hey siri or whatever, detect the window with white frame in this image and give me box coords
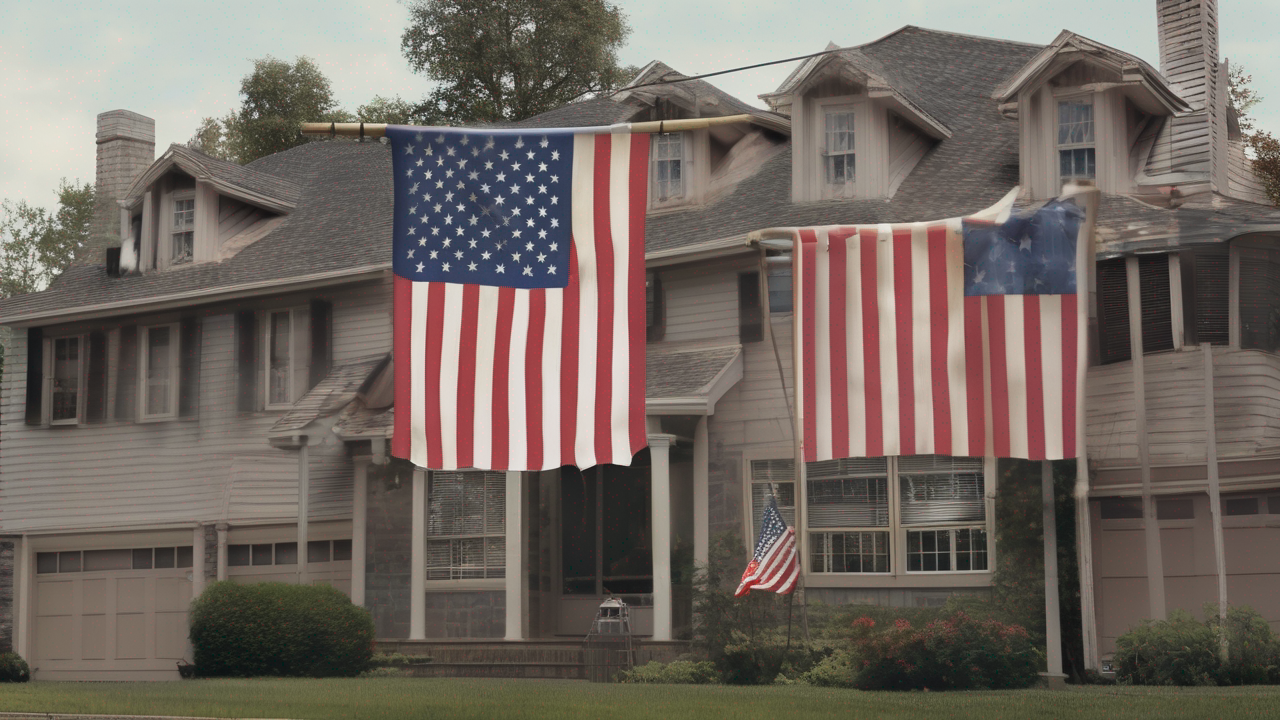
[140,324,180,420]
[899,455,987,572]
[808,458,891,573]
[823,110,856,186]
[265,309,294,408]
[49,335,83,424]
[171,195,194,264]
[426,471,506,580]
[1057,99,1096,183]
[651,132,684,202]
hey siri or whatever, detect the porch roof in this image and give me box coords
[645,344,743,416]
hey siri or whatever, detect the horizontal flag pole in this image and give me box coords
[300,114,762,138]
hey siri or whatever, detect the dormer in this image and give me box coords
[993,32,1190,199]
[118,144,300,272]
[761,43,951,203]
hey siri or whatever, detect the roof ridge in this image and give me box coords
[886,25,1045,49]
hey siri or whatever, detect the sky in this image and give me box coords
[1,0,1277,212]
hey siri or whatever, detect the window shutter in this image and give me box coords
[739,272,763,343]
[1238,245,1280,351]
[1193,248,1230,345]
[1096,258,1131,364]
[85,331,108,422]
[235,310,258,412]
[24,327,43,425]
[1138,254,1173,354]
[897,455,986,526]
[179,316,201,417]
[646,272,665,342]
[309,299,332,389]
[114,325,137,421]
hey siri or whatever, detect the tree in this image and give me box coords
[355,95,431,125]
[401,0,634,124]
[0,179,95,299]
[1230,65,1280,206]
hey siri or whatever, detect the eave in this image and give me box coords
[122,146,301,215]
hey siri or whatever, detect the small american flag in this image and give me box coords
[388,125,649,472]
[793,197,1089,463]
[736,494,799,596]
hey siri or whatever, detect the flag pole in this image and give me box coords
[299,114,767,139]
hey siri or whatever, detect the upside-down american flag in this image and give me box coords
[793,194,1091,463]
[736,494,799,596]
[387,125,649,472]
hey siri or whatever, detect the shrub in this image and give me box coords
[0,653,30,683]
[622,660,719,684]
[370,652,433,667]
[189,581,374,677]
[850,611,1041,690]
[1114,610,1219,686]
[804,651,856,688]
[1207,604,1280,685]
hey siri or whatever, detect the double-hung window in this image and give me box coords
[899,456,987,572]
[426,471,506,580]
[809,458,891,574]
[265,309,294,409]
[823,110,856,187]
[140,323,180,420]
[1057,99,1096,183]
[49,335,84,424]
[651,132,684,202]
[171,195,194,264]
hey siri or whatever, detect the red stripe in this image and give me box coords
[927,225,951,456]
[1023,295,1046,461]
[628,134,650,457]
[987,297,1011,458]
[490,287,516,471]
[893,228,915,454]
[560,244,581,467]
[860,229,883,458]
[964,296,985,457]
[525,289,546,471]
[827,230,851,460]
[799,234,818,463]
[392,275,413,460]
[1062,293,1079,459]
[455,284,481,469]
[593,134,615,465]
[423,282,447,469]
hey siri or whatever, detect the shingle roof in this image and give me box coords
[269,354,389,437]
[125,144,303,210]
[647,344,741,398]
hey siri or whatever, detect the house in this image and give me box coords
[2,0,1280,680]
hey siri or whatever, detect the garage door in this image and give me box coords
[33,545,193,681]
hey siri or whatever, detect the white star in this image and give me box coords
[415,158,424,167]
[525,241,535,251]
[410,182,420,193]
[549,242,559,251]
[443,238,453,248]
[511,161,521,171]
[457,180,465,190]
[481,251,492,260]
[523,265,533,276]
[444,214,453,225]
[480,183,491,193]
[538,163,548,173]
[409,205,418,215]
[547,265,557,275]
[539,136,549,148]
[445,169,454,178]
[494,196,506,206]
[512,229,522,238]
[435,134,445,143]
[550,174,559,183]
[429,250,439,259]
[422,193,431,202]
[468,171,479,180]
[537,252,547,263]
[1019,237,1032,252]
[538,207,547,217]
[418,238,427,246]
[414,132,424,141]
[435,180,444,189]
[514,137,525,149]
[405,169,414,178]
[436,156,444,167]
[496,172,507,182]
[550,196,559,204]
[481,229,491,238]
[510,184,521,194]
[538,229,548,240]
[468,262,478,271]
[456,203,465,212]
[431,227,440,236]
[525,173,535,183]
[526,196,535,206]
[550,218,559,228]
[459,135,469,145]
[416,262,425,272]
[469,215,479,226]
[456,226,465,236]
[485,136,495,150]
[511,207,521,217]
[512,252,522,262]
[526,218,535,228]
[496,264,506,274]
[446,146,456,156]
[457,159,468,169]
[550,150,560,161]
[499,150,509,161]
[425,144,434,155]
[409,227,417,236]
[538,184,547,194]
[526,150,535,160]
[407,249,415,258]
[471,147,480,158]
[445,191,455,202]
[442,262,451,272]
[433,203,443,213]
[404,144,415,154]
[455,250,464,260]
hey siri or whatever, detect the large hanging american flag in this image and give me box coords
[387,126,648,472]
[793,195,1091,463]
[736,493,799,596]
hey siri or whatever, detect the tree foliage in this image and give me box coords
[401,0,634,124]
[355,95,431,125]
[0,179,95,298]
[1230,65,1280,206]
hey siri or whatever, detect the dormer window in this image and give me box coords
[171,195,194,265]
[651,132,684,202]
[824,110,856,187]
[1057,100,1096,184]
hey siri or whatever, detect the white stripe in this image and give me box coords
[945,219,969,455]
[1004,295,1029,459]
[910,223,933,454]
[472,285,500,471]
[1076,208,1090,458]
[410,282,430,469]
[438,283,464,470]
[1041,294,1065,460]
[877,224,900,456]
[541,289,563,470]
[815,230,833,461]
[608,133,633,464]
[845,229,866,458]
[507,290,530,471]
[571,135,599,469]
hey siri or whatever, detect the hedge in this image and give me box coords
[0,653,30,683]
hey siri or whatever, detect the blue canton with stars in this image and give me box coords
[752,494,791,561]
[388,125,574,289]
[962,199,1084,297]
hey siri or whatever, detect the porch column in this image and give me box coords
[650,434,675,641]
[1043,460,1065,688]
[1203,343,1229,659]
[352,456,371,607]
[298,441,310,586]
[505,471,525,640]
[16,536,30,659]
[1126,256,1166,620]
[192,524,206,599]
[410,468,427,640]
[693,417,710,571]
[216,523,228,581]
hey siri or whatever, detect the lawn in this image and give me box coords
[1,678,1279,720]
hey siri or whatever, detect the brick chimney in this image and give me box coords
[91,110,154,264]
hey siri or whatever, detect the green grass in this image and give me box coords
[1,679,1279,720]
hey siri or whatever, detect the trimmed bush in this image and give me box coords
[0,653,30,683]
[189,581,374,677]
[803,651,856,688]
[1115,606,1280,686]
[850,612,1041,690]
[1208,604,1280,685]
[622,660,719,684]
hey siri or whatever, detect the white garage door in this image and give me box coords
[33,545,193,681]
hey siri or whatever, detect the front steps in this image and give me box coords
[376,639,689,679]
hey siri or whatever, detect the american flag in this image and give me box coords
[736,493,799,596]
[387,125,648,472]
[793,198,1089,463]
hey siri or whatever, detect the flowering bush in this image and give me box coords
[849,611,1041,690]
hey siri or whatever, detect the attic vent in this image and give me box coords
[1138,254,1173,354]
[1096,258,1131,365]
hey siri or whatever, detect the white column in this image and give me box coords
[15,536,30,659]
[693,417,710,571]
[650,435,674,641]
[410,468,427,640]
[1043,460,1064,685]
[192,524,206,599]
[216,524,228,581]
[297,442,310,586]
[1203,343,1229,660]
[352,456,371,607]
[1126,256,1166,619]
[1075,457,1100,671]
[504,471,525,640]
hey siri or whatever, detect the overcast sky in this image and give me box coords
[2,0,1277,212]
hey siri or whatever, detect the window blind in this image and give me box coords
[1193,248,1230,346]
[426,471,506,579]
[898,456,985,526]
[1138,254,1173,353]
[1096,258,1131,364]
[806,457,889,528]
[750,459,795,531]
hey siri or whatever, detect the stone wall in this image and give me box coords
[366,462,412,638]
[203,525,217,580]
[0,540,14,653]
[425,591,505,639]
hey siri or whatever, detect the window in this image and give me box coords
[265,309,294,408]
[899,456,987,572]
[651,132,684,202]
[171,195,194,264]
[427,471,505,580]
[36,546,193,574]
[224,540,350,567]
[646,271,665,341]
[1099,497,1143,519]
[750,459,797,533]
[739,272,763,343]
[1238,241,1280,351]
[808,458,890,574]
[49,335,83,424]
[140,324,180,420]
[823,111,856,186]
[1181,248,1230,347]
[1057,100,1096,182]
[1224,497,1260,516]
